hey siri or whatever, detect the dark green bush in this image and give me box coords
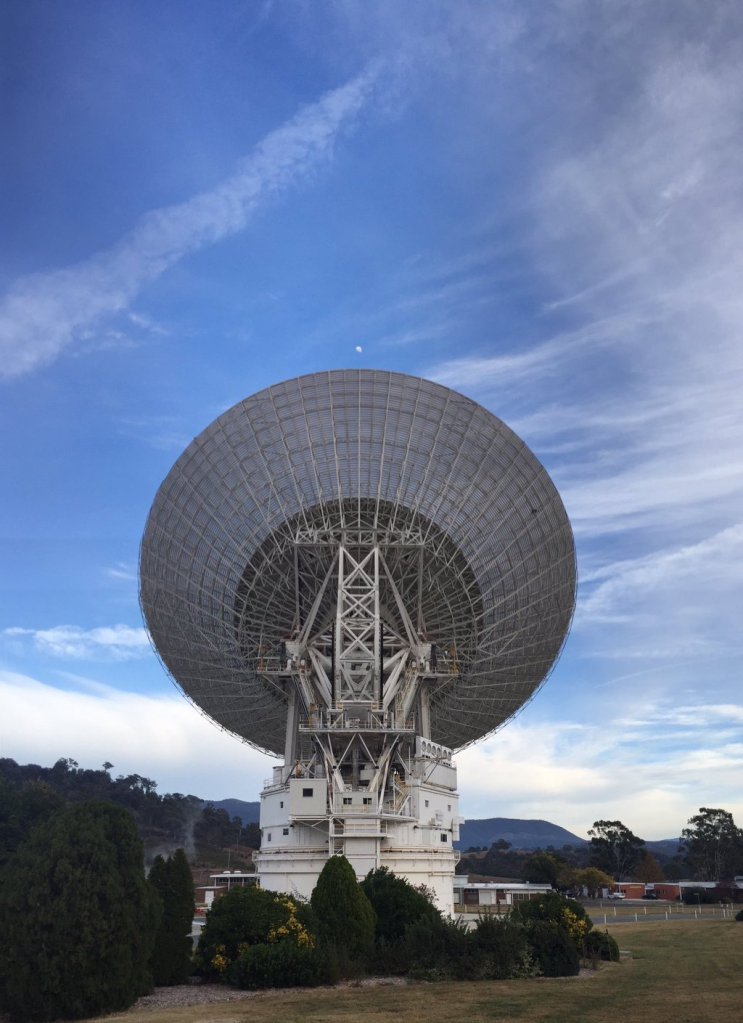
[735,908,743,921]
[525,919,580,977]
[472,914,537,978]
[196,886,314,979]
[583,929,620,962]
[227,942,327,989]
[510,891,590,928]
[310,855,375,962]
[0,802,160,1022]
[361,867,441,945]
[399,913,457,979]
[401,914,541,981]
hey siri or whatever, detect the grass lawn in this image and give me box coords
[94,920,742,1023]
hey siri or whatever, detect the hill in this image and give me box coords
[207,798,260,824]
[457,817,586,851]
[645,838,682,857]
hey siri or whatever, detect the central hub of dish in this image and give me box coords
[234,498,482,735]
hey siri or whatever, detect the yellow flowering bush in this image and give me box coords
[210,944,229,974]
[268,895,316,949]
[196,886,318,981]
[561,907,590,946]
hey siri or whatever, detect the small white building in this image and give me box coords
[453,878,553,913]
[195,870,259,908]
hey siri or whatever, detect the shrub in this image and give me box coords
[361,867,441,945]
[511,891,591,958]
[510,891,590,929]
[0,802,160,1022]
[583,929,620,962]
[227,941,327,989]
[472,914,539,979]
[310,855,376,963]
[402,914,541,982]
[735,908,743,921]
[526,919,580,977]
[404,914,482,980]
[196,886,314,979]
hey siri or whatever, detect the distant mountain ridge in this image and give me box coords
[208,798,260,823]
[457,817,586,851]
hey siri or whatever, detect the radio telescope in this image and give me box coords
[140,370,575,908]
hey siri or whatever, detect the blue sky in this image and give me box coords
[2,1,742,840]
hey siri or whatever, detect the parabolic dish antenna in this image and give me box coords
[140,370,575,757]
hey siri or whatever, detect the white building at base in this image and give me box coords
[256,733,460,913]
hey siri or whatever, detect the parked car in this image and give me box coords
[642,892,659,900]
[607,891,626,900]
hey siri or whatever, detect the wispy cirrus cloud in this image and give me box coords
[3,624,150,661]
[0,65,380,379]
[579,524,743,622]
[106,562,138,582]
[417,12,743,729]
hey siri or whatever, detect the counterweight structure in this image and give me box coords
[140,370,576,910]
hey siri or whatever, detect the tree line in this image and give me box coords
[0,757,260,867]
[459,811,743,887]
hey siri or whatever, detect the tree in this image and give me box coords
[681,807,743,880]
[149,848,195,985]
[572,867,614,897]
[633,852,665,883]
[588,820,645,879]
[0,779,63,869]
[310,855,375,960]
[0,801,160,1022]
[662,855,686,882]
[522,852,561,886]
[360,867,440,944]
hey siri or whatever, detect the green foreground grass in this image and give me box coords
[95,920,742,1023]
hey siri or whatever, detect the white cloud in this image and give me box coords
[106,563,138,582]
[2,670,740,837]
[3,625,150,661]
[9,676,735,840]
[458,698,743,840]
[0,671,271,799]
[577,524,743,632]
[0,64,380,379]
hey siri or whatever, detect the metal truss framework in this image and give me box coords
[254,510,460,801]
[140,370,577,757]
